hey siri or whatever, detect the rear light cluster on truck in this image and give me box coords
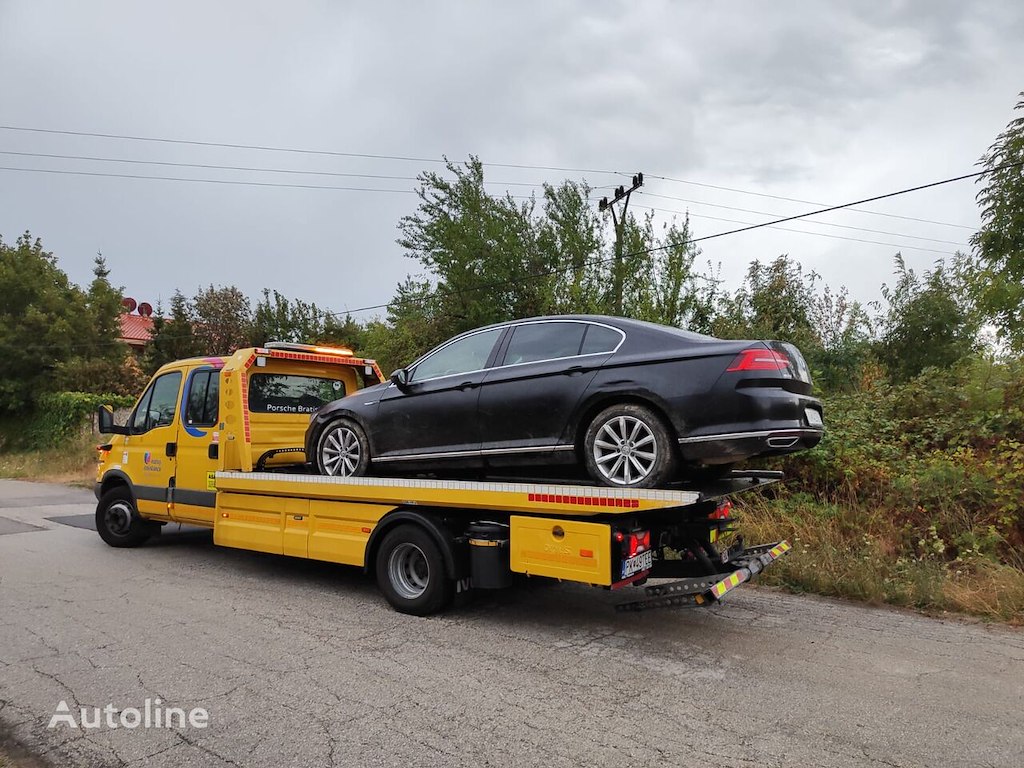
[708,499,734,543]
[613,528,651,559]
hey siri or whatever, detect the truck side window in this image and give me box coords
[130,371,182,434]
[186,370,220,427]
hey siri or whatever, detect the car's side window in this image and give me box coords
[186,370,220,427]
[503,322,587,365]
[130,371,183,434]
[581,324,624,355]
[411,328,504,382]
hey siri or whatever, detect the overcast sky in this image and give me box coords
[1,1,1022,325]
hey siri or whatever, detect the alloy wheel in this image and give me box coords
[320,425,362,476]
[592,415,658,486]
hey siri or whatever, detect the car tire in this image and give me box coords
[316,418,371,477]
[583,403,677,488]
[95,486,159,548]
[375,524,454,616]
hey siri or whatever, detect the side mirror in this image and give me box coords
[97,405,129,436]
[390,369,410,388]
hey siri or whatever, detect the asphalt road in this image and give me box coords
[1,479,1022,768]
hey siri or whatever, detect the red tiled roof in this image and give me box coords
[119,313,155,345]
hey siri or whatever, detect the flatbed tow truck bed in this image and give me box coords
[211,469,790,615]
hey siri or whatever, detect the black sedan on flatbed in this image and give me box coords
[306,315,823,487]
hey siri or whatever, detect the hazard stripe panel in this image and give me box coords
[710,570,749,599]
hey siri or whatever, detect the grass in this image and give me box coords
[736,495,1024,625]
[0,432,99,487]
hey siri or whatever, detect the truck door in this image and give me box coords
[172,364,223,525]
[123,370,183,519]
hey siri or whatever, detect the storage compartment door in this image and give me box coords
[509,516,611,586]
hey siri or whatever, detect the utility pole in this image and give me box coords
[599,172,644,315]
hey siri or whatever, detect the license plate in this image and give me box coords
[805,407,823,428]
[621,550,653,579]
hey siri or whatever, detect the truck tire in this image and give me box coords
[583,403,677,488]
[316,418,370,477]
[95,486,159,548]
[375,524,454,616]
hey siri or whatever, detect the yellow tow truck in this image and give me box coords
[96,343,790,615]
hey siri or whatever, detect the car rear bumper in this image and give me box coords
[677,427,823,464]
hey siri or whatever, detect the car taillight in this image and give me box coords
[727,348,791,373]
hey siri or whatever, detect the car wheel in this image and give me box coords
[316,419,370,477]
[583,404,677,488]
[375,524,454,616]
[95,486,159,548]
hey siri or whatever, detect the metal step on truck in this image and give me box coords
[95,343,791,616]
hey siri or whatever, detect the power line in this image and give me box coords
[638,192,969,247]
[15,159,1018,354]
[327,160,1019,318]
[1,124,980,231]
[0,125,629,176]
[646,173,977,230]
[0,165,421,193]
[0,149,610,189]
[636,204,955,255]
[0,163,620,196]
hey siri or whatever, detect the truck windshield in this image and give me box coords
[248,374,345,415]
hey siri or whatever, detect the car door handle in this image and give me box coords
[457,381,478,390]
[165,442,177,457]
[564,366,586,376]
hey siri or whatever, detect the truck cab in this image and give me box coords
[95,343,383,532]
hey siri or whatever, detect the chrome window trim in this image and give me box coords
[406,320,625,385]
[406,326,507,384]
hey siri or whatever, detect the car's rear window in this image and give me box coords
[580,324,623,354]
[248,374,345,415]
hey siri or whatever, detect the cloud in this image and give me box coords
[0,0,1021,321]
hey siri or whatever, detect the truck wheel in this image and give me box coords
[95,487,159,548]
[583,403,677,488]
[375,524,454,616]
[316,419,370,477]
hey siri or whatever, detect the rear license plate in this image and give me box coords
[805,407,823,428]
[621,550,653,579]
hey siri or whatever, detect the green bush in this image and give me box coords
[28,392,134,449]
[748,353,1024,620]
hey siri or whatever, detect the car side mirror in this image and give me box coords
[390,369,410,388]
[97,405,128,435]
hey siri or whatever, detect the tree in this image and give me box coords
[971,91,1024,351]
[540,180,605,314]
[53,255,132,392]
[191,285,253,355]
[808,284,873,392]
[144,290,198,373]
[397,156,560,338]
[0,233,91,412]
[878,254,980,382]
[713,255,820,350]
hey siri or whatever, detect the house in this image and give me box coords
[118,298,155,354]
